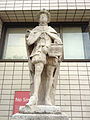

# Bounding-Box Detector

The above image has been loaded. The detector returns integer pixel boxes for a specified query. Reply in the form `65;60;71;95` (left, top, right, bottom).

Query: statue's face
39;13;48;23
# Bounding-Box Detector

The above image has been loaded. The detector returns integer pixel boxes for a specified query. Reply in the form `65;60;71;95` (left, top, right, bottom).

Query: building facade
0;0;90;120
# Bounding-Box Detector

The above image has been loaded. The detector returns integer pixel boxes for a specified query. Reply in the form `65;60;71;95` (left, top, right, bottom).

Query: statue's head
38;9;50;24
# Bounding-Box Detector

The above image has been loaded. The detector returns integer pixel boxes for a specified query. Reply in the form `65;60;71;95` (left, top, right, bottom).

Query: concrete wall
0;0;90;10
0;62;90;120
0;0;90;22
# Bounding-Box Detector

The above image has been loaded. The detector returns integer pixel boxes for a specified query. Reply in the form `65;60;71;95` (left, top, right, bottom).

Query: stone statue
11;9;69;120
25;9;63;108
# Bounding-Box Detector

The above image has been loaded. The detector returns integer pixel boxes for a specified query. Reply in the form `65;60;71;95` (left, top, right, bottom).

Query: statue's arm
54;37;62;44
54;35;63;62
25;28;42;46
52;32;62;44
47;32;63;62
46;30;63;45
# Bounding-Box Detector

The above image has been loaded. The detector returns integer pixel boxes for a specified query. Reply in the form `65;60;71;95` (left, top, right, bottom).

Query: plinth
11;105;68;120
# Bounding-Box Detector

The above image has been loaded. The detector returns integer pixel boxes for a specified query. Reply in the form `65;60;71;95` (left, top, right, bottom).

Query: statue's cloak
26;26;62;45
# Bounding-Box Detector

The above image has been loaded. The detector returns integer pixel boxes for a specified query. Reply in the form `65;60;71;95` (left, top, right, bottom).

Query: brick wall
0;62;90;120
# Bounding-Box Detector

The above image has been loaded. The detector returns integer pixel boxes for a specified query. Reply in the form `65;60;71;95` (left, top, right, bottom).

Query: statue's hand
42;46;48;54
54;39;61;44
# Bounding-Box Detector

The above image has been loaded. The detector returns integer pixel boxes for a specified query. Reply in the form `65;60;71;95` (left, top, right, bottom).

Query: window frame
0;22;90;62
61;22;90;62
0;22;38;61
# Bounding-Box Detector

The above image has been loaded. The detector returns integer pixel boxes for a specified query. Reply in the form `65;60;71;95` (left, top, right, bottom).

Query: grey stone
11;105;68;120
11;9;66;120
19;105;61;114
12;112;68;120
25;9;63;108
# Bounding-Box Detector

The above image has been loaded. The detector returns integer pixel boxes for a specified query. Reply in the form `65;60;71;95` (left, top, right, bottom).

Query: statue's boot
26;95;38;106
45;96;52;106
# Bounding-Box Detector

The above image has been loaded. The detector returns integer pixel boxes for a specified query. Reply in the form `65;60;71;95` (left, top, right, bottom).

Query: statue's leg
26;62;44;106
45;65;55;105
33;62;44;98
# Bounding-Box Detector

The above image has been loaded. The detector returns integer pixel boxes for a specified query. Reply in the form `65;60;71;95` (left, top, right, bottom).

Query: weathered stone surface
26;9;63;108
19;105;61;114
12;113;68;120
12;105;68;120
12;103;68;120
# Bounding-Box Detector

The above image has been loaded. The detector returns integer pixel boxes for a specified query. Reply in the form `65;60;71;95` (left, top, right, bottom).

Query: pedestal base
12;113;68;120
11;105;68;120
19;105;61;114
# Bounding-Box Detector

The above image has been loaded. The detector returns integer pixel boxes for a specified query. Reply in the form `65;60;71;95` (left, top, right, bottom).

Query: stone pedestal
11;105;68;120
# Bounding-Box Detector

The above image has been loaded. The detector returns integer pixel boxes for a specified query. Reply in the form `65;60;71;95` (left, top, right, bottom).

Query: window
2;23;90;60
63;26;90;59
3;28;28;59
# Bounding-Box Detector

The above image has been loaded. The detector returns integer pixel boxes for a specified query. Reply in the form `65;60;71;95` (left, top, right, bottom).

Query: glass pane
83;32;90;59
3;28;28;59
63;27;85;59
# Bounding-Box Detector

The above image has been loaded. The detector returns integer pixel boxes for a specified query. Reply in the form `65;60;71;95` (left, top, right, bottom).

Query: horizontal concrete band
0;9;90;22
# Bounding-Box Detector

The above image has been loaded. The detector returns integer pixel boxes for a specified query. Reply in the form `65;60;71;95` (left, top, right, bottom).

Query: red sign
13;91;30;114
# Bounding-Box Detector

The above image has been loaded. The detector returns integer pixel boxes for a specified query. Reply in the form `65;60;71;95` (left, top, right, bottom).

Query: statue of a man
25;9;63;107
